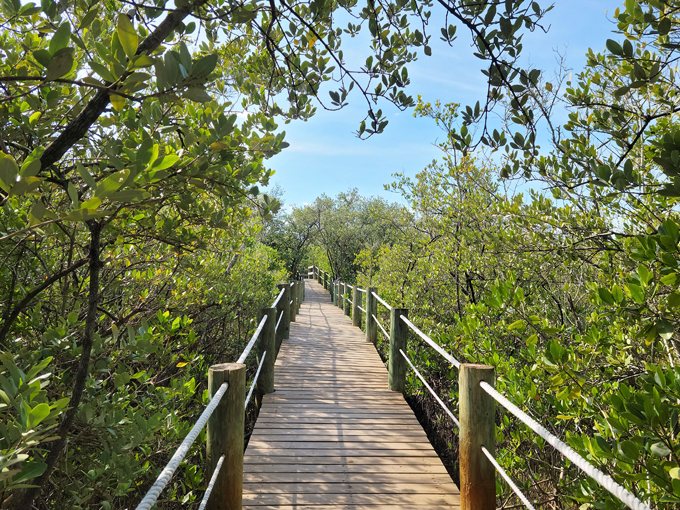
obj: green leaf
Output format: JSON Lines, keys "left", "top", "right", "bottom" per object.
{"left": 67, "top": 181, "right": 79, "bottom": 206}
{"left": 67, "top": 311, "right": 78, "bottom": 325}
{"left": 28, "top": 403, "right": 50, "bottom": 428}
{"left": 614, "top": 86, "right": 630, "bottom": 98}
{"left": 79, "top": 8, "right": 99, "bottom": 30}
{"left": 49, "top": 22, "right": 71, "bottom": 55}
{"left": 668, "top": 292, "right": 680, "bottom": 309}
{"left": 508, "top": 319, "right": 525, "bottom": 332}
{"left": 76, "top": 162, "right": 97, "bottom": 188}
{"left": 183, "top": 87, "right": 212, "bottom": 102}
{"left": 661, "top": 273, "right": 677, "bottom": 286}
{"left": 619, "top": 440, "right": 639, "bottom": 460}
{"left": 108, "top": 189, "right": 149, "bottom": 202}
{"left": 90, "top": 61, "right": 116, "bottom": 83}
{"left": 117, "top": 15, "right": 138, "bottom": 59}
{"left": 13, "top": 461, "right": 47, "bottom": 484}
{"left": 63, "top": 208, "right": 113, "bottom": 221}
{"left": 192, "top": 54, "right": 218, "bottom": 77}
{"left": 45, "top": 47, "right": 74, "bottom": 80}
{"left": 94, "top": 170, "right": 128, "bottom": 198}
{"left": 606, "top": 39, "right": 623, "bottom": 56}
{"left": 611, "top": 285, "right": 623, "bottom": 303}
{"left": 150, "top": 155, "right": 179, "bottom": 171}
{"left": 598, "top": 287, "right": 614, "bottom": 305}
{"left": 651, "top": 441, "right": 671, "bottom": 457}
{"left": 29, "top": 202, "right": 46, "bottom": 226}
{"left": 231, "top": 8, "right": 256, "bottom": 23}
{"left": 32, "top": 49, "right": 52, "bottom": 67}
{"left": 624, "top": 283, "right": 645, "bottom": 304}
{"left": 0, "top": 154, "right": 19, "bottom": 193}
{"left": 132, "top": 55, "right": 155, "bottom": 68}
{"left": 657, "top": 318, "right": 674, "bottom": 340}
{"left": 424, "top": 45, "right": 432, "bottom": 56}
{"left": 659, "top": 17, "right": 672, "bottom": 36}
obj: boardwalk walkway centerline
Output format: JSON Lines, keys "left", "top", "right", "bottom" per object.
{"left": 243, "top": 280, "right": 461, "bottom": 509}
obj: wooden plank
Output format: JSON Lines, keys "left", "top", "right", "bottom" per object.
{"left": 249, "top": 434, "right": 430, "bottom": 443}
{"left": 243, "top": 463, "right": 449, "bottom": 474}
{"left": 245, "top": 448, "right": 440, "bottom": 457}
{"left": 243, "top": 506, "right": 457, "bottom": 510}
{"left": 244, "top": 455, "right": 446, "bottom": 466}
{"left": 243, "top": 473, "right": 453, "bottom": 484}
{"left": 251, "top": 423, "right": 424, "bottom": 430}
{"left": 242, "top": 493, "right": 460, "bottom": 506}
{"left": 243, "top": 483, "right": 459, "bottom": 495}
{"left": 247, "top": 441, "right": 434, "bottom": 450}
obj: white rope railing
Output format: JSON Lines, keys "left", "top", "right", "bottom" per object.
{"left": 197, "top": 454, "right": 225, "bottom": 510}
{"left": 134, "top": 382, "right": 229, "bottom": 510}
{"left": 373, "top": 314, "right": 389, "bottom": 339}
{"left": 358, "top": 306, "right": 366, "bottom": 313}
{"left": 271, "top": 287, "right": 285, "bottom": 308}
{"left": 245, "top": 352, "right": 267, "bottom": 408}
{"left": 479, "top": 381, "right": 651, "bottom": 510}
{"left": 237, "top": 315, "right": 267, "bottom": 364}
{"left": 372, "top": 291, "right": 392, "bottom": 310}
{"left": 346, "top": 283, "right": 353, "bottom": 289}
{"left": 400, "top": 316, "right": 461, "bottom": 369}
{"left": 481, "top": 446, "right": 535, "bottom": 510}
{"left": 346, "top": 298, "right": 353, "bottom": 305}
{"left": 275, "top": 310, "right": 283, "bottom": 332}
{"left": 400, "top": 349, "right": 459, "bottom": 426}
{"left": 357, "top": 287, "right": 366, "bottom": 293}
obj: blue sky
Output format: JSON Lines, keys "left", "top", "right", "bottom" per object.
{"left": 265, "top": 1, "right": 623, "bottom": 207}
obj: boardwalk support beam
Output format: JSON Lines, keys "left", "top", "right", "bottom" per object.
{"left": 388, "top": 307, "right": 408, "bottom": 393}
{"left": 344, "top": 283, "right": 351, "bottom": 316}
{"left": 459, "top": 364, "right": 496, "bottom": 510}
{"left": 206, "top": 363, "right": 245, "bottom": 510}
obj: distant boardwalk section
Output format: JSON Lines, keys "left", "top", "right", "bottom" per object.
{"left": 242, "top": 280, "right": 461, "bottom": 509}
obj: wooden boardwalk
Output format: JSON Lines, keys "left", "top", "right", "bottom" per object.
{"left": 243, "top": 280, "right": 461, "bottom": 509}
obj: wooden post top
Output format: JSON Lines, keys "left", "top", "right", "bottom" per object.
{"left": 210, "top": 362, "right": 245, "bottom": 372}
{"left": 460, "top": 363, "right": 494, "bottom": 370}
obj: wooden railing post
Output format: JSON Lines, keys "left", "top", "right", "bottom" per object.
{"left": 334, "top": 281, "right": 340, "bottom": 307}
{"left": 290, "top": 281, "right": 298, "bottom": 322}
{"left": 344, "top": 284, "right": 351, "bottom": 316}
{"left": 365, "top": 287, "right": 377, "bottom": 345}
{"left": 257, "top": 307, "right": 276, "bottom": 402}
{"left": 323, "top": 272, "right": 328, "bottom": 290}
{"left": 459, "top": 364, "right": 496, "bottom": 510}
{"left": 276, "top": 283, "right": 290, "bottom": 348}
{"left": 388, "top": 308, "right": 408, "bottom": 393}
{"left": 206, "top": 363, "right": 245, "bottom": 510}
{"left": 339, "top": 282, "right": 345, "bottom": 310}
{"left": 352, "top": 285, "right": 361, "bottom": 328}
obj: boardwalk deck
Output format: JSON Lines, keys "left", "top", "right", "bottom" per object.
{"left": 242, "top": 280, "right": 460, "bottom": 509}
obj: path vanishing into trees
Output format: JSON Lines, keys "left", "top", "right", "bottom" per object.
{"left": 242, "top": 280, "right": 461, "bottom": 509}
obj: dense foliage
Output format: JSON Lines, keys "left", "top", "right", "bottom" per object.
{"left": 4, "top": 0, "right": 680, "bottom": 508}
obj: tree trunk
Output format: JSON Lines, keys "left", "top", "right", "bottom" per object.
{"left": 13, "top": 221, "right": 102, "bottom": 509}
